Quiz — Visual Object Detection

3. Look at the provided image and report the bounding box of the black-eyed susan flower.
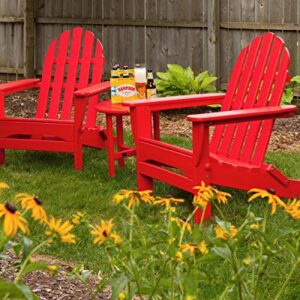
[91,219,122,245]
[153,196,184,211]
[0,202,29,237]
[45,217,76,244]
[71,212,86,225]
[248,188,286,214]
[113,189,154,208]
[15,193,47,223]
[193,181,214,208]
[180,241,208,256]
[284,198,300,219]
[211,188,231,204]
[185,296,195,300]
[171,217,192,233]
[215,224,237,240]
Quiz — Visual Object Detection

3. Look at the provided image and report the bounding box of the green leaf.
[0,280,39,300]
[156,71,173,81]
[195,70,208,85]
[192,226,202,243]
[281,88,294,104]
[291,75,300,83]
[200,76,218,91]
[22,237,33,262]
[110,274,129,300]
[22,262,49,276]
[211,246,231,260]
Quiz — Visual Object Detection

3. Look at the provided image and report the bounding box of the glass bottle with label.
[146,69,156,99]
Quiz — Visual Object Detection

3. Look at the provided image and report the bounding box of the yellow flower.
[186,296,195,300]
[113,189,154,208]
[154,196,184,211]
[250,223,260,229]
[0,182,9,190]
[180,241,208,256]
[248,188,286,214]
[284,198,300,219]
[118,292,126,300]
[171,217,192,233]
[45,216,76,244]
[197,241,209,255]
[15,193,47,223]
[47,265,58,276]
[211,188,231,204]
[193,181,214,208]
[91,219,122,245]
[71,212,85,225]
[0,202,29,237]
[174,251,184,262]
[215,224,237,240]
[243,257,251,266]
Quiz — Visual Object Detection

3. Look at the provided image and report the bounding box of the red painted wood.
[126,32,300,222]
[0,28,108,169]
[36,37,58,118]
[60,27,83,120]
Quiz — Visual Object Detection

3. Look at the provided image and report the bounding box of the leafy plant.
[154,64,218,97]
[282,75,300,104]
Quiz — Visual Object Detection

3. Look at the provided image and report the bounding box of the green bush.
[155,64,218,97]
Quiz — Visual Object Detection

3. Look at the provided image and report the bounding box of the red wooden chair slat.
[210,47,248,153]
[86,39,105,128]
[229,34,275,160]
[36,39,58,118]
[48,30,71,119]
[60,28,83,120]
[217,35,263,157]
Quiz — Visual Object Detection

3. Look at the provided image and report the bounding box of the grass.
[0,138,299,298]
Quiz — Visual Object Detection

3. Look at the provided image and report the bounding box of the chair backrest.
[210,33,290,166]
[36,27,104,127]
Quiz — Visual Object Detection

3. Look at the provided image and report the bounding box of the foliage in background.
[154,64,218,97]
[282,75,300,104]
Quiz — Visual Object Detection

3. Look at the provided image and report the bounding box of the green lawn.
[0,140,300,298]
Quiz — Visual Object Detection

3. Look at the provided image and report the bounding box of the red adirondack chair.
[0,27,111,170]
[124,32,300,221]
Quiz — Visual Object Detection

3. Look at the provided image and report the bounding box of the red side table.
[95,100,160,177]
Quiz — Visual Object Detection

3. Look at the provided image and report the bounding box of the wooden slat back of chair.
[36,27,104,126]
[210,33,290,166]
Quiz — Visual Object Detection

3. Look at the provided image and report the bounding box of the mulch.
[1,90,299,299]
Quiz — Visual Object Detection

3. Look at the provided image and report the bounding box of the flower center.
[267,188,276,195]
[5,202,17,213]
[34,197,42,206]
[102,230,108,237]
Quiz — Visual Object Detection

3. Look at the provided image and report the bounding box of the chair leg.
[116,116,125,168]
[106,114,115,177]
[194,203,212,223]
[74,146,83,170]
[137,172,154,190]
[0,149,5,165]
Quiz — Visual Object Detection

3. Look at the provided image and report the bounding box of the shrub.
[154,64,218,97]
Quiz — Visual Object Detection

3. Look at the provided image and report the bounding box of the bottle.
[122,65,129,78]
[146,69,156,99]
[112,65,119,78]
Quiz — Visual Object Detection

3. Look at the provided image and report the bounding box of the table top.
[95,100,130,115]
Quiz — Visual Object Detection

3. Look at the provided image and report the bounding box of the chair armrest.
[187,105,296,125]
[0,79,40,95]
[123,93,225,112]
[74,81,111,98]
